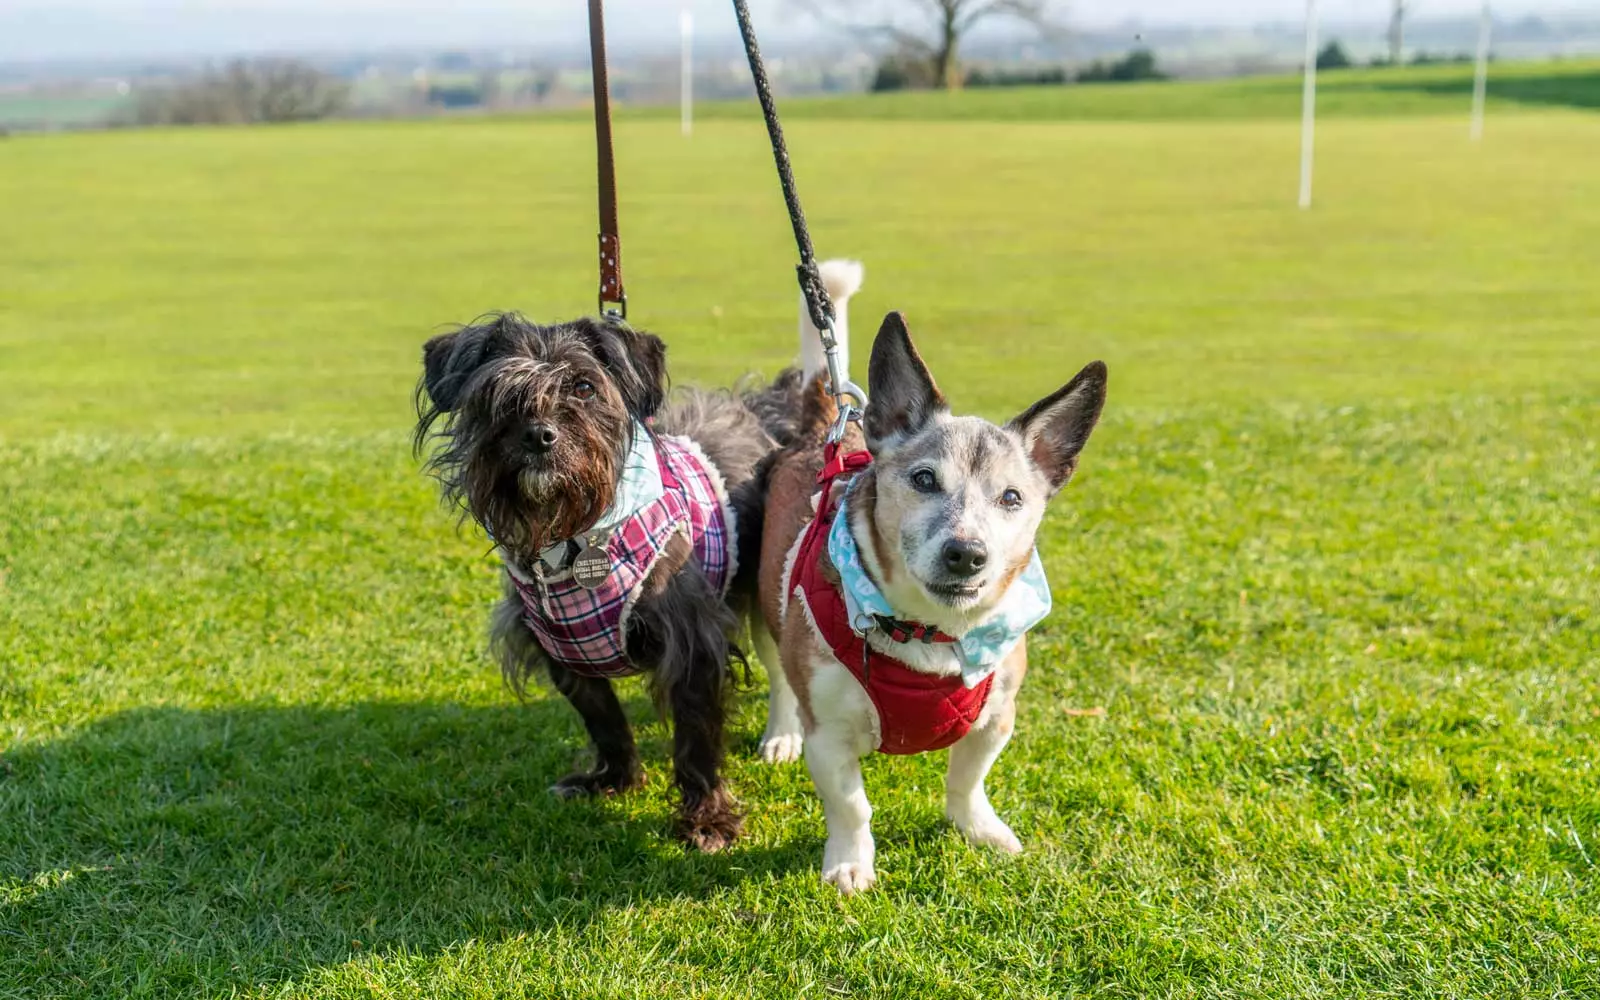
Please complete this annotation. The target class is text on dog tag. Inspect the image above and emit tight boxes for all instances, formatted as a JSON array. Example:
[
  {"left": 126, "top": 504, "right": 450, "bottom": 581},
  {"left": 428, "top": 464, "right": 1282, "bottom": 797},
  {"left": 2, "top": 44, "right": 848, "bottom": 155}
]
[{"left": 570, "top": 529, "right": 613, "bottom": 590}]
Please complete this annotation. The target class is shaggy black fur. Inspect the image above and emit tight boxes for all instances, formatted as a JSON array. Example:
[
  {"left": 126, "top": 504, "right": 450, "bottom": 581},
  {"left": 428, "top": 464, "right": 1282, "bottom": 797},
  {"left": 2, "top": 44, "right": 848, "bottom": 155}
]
[{"left": 415, "top": 312, "right": 803, "bottom": 851}]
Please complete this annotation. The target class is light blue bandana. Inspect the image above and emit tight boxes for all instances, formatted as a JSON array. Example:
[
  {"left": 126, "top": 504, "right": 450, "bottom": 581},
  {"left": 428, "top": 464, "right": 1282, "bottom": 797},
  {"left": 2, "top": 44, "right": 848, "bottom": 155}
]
[
  {"left": 537, "top": 420, "right": 662, "bottom": 571},
  {"left": 827, "top": 489, "right": 1053, "bottom": 688}
]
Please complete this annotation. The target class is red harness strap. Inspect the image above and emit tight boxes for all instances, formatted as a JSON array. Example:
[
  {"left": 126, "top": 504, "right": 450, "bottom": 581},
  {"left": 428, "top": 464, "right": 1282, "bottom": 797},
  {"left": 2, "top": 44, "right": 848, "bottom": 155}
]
[{"left": 789, "top": 444, "right": 995, "bottom": 755}]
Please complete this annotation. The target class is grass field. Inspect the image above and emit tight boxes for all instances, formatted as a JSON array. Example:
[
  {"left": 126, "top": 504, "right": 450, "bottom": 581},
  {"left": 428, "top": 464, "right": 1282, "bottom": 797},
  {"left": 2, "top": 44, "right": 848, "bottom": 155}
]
[{"left": 2, "top": 77, "right": 1598, "bottom": 998}]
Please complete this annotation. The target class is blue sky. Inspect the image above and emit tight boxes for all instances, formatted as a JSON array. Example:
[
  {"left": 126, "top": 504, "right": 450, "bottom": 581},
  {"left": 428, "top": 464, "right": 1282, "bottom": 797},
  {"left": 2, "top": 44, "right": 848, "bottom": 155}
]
[{"left": 1, "top": 1, "right": 1565, "bottom": 62}]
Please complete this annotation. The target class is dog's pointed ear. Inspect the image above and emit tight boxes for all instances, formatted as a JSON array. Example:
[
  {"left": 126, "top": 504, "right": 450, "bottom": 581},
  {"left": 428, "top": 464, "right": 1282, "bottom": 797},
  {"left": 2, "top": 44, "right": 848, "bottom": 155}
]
[
  {"left": 865, "top": 312, "right": 946, "bottom": 451},
  {"left": 581, "top": 319, "right": 668, "bottom": 422},
  {"left": 1007, "top": 361, "right": 1107, "bottom": 493},
  {"left": 420, "top": 324, "right": 493, "bottom": 412}
]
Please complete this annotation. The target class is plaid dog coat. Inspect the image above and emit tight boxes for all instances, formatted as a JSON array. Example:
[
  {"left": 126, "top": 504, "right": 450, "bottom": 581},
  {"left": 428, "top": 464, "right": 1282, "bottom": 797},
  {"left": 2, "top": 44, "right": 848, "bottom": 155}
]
[{"left": 506, "top": 434, "right": 735, "bottom": 678}]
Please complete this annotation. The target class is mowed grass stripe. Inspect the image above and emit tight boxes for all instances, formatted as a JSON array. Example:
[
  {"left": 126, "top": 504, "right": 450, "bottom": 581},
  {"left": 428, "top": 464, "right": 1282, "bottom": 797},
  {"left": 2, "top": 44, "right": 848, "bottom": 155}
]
[{"left": 2, "top": 113, "right": 1598, "bottom": 437}]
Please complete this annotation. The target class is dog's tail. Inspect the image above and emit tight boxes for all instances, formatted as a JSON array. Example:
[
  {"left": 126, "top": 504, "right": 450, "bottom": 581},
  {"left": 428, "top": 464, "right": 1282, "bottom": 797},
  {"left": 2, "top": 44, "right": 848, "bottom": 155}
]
[
  {"left": 744, "top": 259, "right": 863, "bottom": 450},
  {"left": 799, "top": 259, "right": 865, "bottom": 382}
]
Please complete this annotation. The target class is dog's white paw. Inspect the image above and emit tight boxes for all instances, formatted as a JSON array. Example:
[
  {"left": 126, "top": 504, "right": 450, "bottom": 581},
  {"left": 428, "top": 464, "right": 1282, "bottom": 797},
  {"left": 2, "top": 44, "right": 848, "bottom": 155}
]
[
  {"left": 958, "top": 818, "right": 1023, "bottom": 854},
  {"left": 948, "top": 800, "right": 1024, "bottom": 854},
  {"left": 758, "top": 730, "right": 803, "bottom": 764},
  {"left": 822, "top": 862, "right": 877, "bottom": 896}
]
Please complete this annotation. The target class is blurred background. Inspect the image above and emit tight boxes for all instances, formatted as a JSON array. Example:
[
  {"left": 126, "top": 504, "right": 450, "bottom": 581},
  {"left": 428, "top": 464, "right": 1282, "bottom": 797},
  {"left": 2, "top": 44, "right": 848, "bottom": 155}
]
[{"left": 5, "top": 1, "right": 1599, "bottom": 130}]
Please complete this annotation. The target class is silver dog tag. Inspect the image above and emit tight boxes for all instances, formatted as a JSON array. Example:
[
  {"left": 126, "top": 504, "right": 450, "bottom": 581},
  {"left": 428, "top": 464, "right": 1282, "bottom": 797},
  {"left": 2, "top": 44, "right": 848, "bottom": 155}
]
[{"left": 569, "top": 529, "right": 613, "bottom": 590}]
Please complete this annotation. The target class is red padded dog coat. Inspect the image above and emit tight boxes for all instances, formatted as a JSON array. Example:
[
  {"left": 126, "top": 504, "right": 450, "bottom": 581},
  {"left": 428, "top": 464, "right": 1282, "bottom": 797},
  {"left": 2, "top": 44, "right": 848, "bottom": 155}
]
[{"left": 789, "top": 447, "right": 994, "bottom": 754}]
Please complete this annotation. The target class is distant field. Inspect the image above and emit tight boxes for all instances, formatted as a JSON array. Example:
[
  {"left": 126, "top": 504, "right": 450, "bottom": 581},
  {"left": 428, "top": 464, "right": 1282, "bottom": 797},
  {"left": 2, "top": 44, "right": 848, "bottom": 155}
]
[
  {"left": 0, "top": 93, "right": 125, "bottom": 129},
  {"left": 2, "top": 90, "right": 1598, "bottom": 999},
  {"left": 633, "top": 57, "right": 1600, "bottom": 121},
  {"left": 7, "top": 57, "right": 1600, "bottom": 132}
]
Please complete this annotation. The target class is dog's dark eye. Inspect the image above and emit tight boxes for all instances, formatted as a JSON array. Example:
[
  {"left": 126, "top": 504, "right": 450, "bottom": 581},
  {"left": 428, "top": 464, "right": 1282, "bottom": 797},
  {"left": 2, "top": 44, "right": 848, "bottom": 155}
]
[
  {"left": 572, "top": 380, "right": 596, "bottom": 401},
  {"left": 1000, "top": 488, "right": 1023, "bottom": 509},
  {"left": 910, "top": 469, "right": 939, "bottom": 493}
]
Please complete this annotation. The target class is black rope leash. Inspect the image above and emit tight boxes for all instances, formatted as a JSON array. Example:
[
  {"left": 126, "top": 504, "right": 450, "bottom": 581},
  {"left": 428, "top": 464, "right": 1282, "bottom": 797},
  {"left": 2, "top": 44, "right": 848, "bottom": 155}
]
[
  {"left": 731, "top": 0, "right": 865, "bottom": 431},
  {"left": 730, "top": 0, "right": 835, "bottom": 338}
]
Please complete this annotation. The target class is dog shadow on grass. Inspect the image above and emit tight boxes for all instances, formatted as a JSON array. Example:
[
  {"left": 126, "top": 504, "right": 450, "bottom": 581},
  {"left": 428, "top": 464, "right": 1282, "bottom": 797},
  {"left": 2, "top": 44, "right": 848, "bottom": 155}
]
[{"left": 0, "top": 699, "right": 816, "bottom": 994}]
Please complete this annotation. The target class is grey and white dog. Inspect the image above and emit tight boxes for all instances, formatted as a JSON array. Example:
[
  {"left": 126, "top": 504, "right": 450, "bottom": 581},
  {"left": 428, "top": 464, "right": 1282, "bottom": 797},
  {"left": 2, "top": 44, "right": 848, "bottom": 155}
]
[{"left": 756, "top": 303, "right": 1107, "bottom": 893}]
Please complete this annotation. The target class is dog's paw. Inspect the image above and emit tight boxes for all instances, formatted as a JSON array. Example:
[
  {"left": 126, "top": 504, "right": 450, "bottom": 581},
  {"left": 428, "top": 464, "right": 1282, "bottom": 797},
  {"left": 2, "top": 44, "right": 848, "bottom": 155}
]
[
  {"left": 676, "top": 786, "right": 743, "bottom": 853},
  {"left": 758, "top": 730, "right": 803, "bottom": 764},
  {"left": 957, "top": 818, "right": 1023, "bottom": 855},
  {"left": 822, "top": 862, "right": 877, "bottom": 896},
  {"left": 550, "top": 765, "right": 643, "bottom": 800},
  {"left": 681, "top": 819, "right": 739, "bottom": 854}
]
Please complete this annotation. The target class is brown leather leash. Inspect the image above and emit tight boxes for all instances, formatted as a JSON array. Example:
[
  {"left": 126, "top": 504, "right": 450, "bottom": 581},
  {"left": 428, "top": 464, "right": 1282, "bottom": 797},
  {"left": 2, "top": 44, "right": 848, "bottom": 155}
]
[{"left": 587, "top": 0, "right": 625, "bottom": 319}]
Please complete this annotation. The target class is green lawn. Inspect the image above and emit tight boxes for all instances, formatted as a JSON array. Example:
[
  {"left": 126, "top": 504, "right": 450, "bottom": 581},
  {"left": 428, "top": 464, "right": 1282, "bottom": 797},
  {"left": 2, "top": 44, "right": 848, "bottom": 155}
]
[{"left": 2, "top": 87, "right": 1598, "bottom": 998}]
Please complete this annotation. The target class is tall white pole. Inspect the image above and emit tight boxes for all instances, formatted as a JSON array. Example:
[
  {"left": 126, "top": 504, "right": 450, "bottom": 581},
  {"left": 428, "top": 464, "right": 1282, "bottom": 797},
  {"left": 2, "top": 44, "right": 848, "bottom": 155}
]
[
  {"left": 1471, "top": 3, "right": 1491, "bottom": 141},
  {"left": 680, "top": 9, "right": 694, "bottom": 137},
  {"left": 1298, "top": 0, "right": 1319, "bottom": 209}
]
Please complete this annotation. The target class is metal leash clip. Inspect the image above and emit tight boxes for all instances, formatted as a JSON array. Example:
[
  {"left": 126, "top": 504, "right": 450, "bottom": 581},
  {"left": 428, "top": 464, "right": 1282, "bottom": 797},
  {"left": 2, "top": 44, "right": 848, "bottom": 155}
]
[
  {"left": 825, "top": 388, "right": 866, "bottom": 444},
  {"left": 819, "top": 326, "right": 867, "bottom": 444}
]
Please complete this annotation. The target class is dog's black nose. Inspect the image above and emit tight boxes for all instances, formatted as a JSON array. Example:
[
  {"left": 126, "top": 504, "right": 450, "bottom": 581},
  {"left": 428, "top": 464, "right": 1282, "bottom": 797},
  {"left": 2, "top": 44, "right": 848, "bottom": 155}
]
[
  {"left": 940, "top": 538, "right": 988, "bottom": 578},
  {"left": 523, "top": 424, "right": 559, "bottom": 453}
]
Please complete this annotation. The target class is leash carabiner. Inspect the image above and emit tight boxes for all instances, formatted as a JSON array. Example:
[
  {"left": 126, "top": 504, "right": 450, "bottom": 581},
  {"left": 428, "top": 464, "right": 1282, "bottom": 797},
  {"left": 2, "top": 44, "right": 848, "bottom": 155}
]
[
  {"left": 825, "top": 394, "right": 865, "bottom": 445},
  {"left": 818, "top": 322, "right": 867, "bottom": 444}
]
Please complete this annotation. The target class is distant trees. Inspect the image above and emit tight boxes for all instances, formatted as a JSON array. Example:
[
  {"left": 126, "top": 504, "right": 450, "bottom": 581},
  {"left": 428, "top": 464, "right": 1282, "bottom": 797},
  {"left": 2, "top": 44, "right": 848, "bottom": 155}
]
[
  {"left": 871, "top": 52, "right": 937, "bottom": 91},
  {"left": 802, "top": 0, "right": 1058, "bottom": 90},
  {"left": 1074, "top": 49, "right": 1167, "bottom": 83},
  {"left": 425, "top": 83, "right": 485, "bottom": 109},
  {"left": 1407, "top": 50, "right": 1475, "bottom": 65},
  {"left": 933, "top": 48, "right": 1169, "bottom": 90},
  {"left": 964, "top": 65, "right": 1068, "bottom": 88},
  {"left": 1368, "top": 49, "right": 1475, "bottom": 68},
  {"left": 424, "top": 67, "right": 559, "bottom": 109},
  {"left": 127, "top": 60, "right": 349, "bottom": 126},
  {"left": 529, "top": 69, "right": 557, "bottom": 103},
  {"left": 1316, "top": 41, "right": 1354, "bottom": 71}
]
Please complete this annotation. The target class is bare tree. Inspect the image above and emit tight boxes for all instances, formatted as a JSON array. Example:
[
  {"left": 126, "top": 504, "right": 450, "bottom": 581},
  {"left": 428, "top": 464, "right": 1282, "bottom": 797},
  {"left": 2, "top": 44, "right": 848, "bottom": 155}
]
[
  {"left": 1388, "top": 1, "right": 1408, "bottom": 65},
  {"left": 128, "top": 60, "right": 350, "bottom": 126},
  {"left": 801, "top": 0, "right": 1058, "bottom": 90}
]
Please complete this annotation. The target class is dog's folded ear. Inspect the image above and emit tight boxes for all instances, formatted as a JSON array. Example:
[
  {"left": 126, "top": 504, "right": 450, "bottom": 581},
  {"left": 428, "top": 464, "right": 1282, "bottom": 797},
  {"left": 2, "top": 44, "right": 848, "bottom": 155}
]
[
  {"left": 865, "top": 312, "right": 946, "bottom": 451},
  {"left": 420, "top": 323, "right": 494, "bottom": 413},
  {"left": 1007, "top": 361, "right": 1107, "bottom": 493},
  {"left": 580, "top": 319, "right": 668, "bottom": 423}
]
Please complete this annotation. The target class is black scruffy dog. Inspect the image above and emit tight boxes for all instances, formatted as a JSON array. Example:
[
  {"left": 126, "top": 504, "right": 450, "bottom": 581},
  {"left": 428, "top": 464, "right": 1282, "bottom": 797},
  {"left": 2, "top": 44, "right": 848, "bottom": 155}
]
[{"left": 414, "top": 313, "right": 785, "bottom": 851}]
